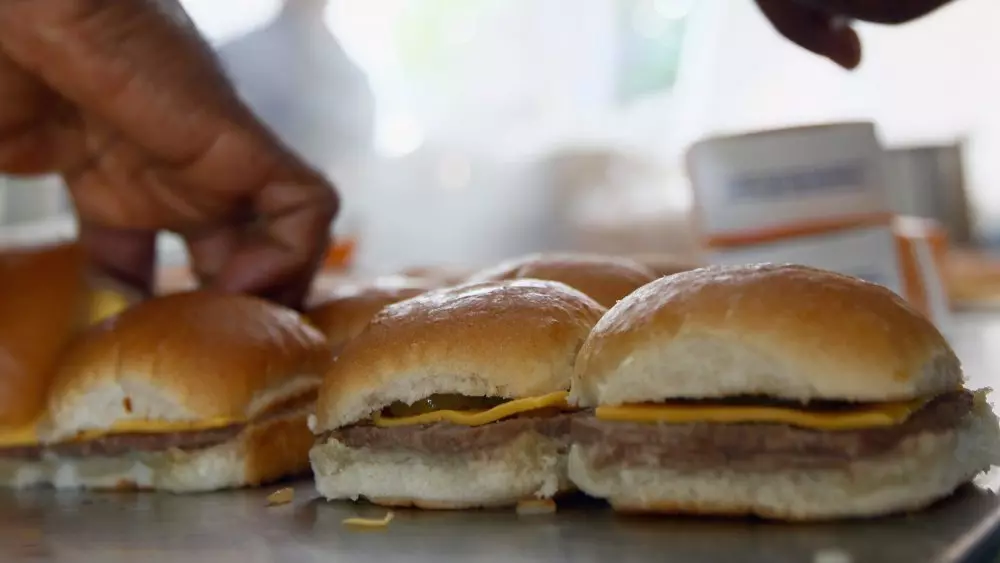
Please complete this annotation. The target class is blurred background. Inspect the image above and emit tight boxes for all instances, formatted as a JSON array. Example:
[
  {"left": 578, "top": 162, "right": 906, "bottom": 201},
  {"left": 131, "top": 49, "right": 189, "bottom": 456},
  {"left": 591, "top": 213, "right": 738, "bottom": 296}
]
[{"left": 1, "top": 0, "right": 997, "bottom": 290}]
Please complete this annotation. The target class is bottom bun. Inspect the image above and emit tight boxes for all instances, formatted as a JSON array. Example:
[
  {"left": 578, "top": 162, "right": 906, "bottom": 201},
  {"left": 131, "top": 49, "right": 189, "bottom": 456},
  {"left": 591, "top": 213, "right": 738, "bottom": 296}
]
[
  {"left": 42, "top": 410, "right": 313, "bottom": 493},
  {"left": 0, "top": 460, "right": 49, "bottom": 489},
  {"left": 310, "top": 432, "right": 568, "bottom": 509},
  {"left": 568, "top": 401, "right": 1000, "bottom": 521}
]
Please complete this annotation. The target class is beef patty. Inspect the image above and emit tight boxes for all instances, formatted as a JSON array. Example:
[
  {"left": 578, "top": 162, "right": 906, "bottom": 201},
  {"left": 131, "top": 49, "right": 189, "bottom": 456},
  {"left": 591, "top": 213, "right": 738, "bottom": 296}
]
[
  {"left": 571, "top": 390, "right": 975, "bottom": 471},
  {"left": 0, "top": 393, "right": 315, "bottom": 461},
  {"left": 324, "top": 409, "right": 575, "bottom": 455},
  {"left": 0, "top": 424, "right": 245, "bottom": 462}
]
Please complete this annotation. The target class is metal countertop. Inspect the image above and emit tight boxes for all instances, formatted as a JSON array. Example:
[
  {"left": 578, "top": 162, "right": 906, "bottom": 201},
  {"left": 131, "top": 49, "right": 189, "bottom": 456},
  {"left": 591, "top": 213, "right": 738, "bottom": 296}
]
[{"left": 3, "top": 312, "right": 1000, "bottom": 563}]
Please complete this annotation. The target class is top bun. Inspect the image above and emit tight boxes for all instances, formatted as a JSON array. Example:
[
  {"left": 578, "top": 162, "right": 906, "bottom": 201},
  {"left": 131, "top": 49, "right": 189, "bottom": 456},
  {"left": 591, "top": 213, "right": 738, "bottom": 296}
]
[
  {"left": 398, "top": 265, "right": 476, "bottom": 286},
  {"left": 0, "top": 243, "right": 90, "bottom": 429},
  {"left": 45, "top": 291, "right": 328, "bottom": 440},
  {"left": 630, "top": 253, "right": 700, "bottom": 278},
  {"left": 307, "top": 276, "right": 437, "bottom": 352},
  {"left": 312, "top": 279, "right": 606, "bottom": 432},
  {"left": 571, "top": 264, "right": 961, "bottom": 406},
  {"left": 466, "top": 253, "right": 658, "bottom": 308}
]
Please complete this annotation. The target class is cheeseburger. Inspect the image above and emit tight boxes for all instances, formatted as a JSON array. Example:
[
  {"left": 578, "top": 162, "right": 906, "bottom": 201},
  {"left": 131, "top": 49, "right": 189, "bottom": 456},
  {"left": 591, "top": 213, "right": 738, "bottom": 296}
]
[
  {"left": 630, "top": 253, "right": 700, "bottom": 278},
  {"left": 309, "top": 279, "right": 606, "bottom": 509},
  {"left": 466, "top": 252, "right": 658, "bottom": 308},
  {"left": 35, "top": 291, "right": 328, "bottom": 492},
  {"left": 568, "top": 263, "right": 1000, "bottom": 520},
  {"left": 0, "top": 243, "right": 133, "bottom": 487}
]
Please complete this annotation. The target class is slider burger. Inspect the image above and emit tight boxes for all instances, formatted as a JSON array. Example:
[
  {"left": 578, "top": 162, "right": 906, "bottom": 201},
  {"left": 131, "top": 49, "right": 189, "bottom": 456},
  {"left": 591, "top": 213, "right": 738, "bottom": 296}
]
[
  {"left": 309, "top": 279, "right": 606, "bottom": 508},
  {"left": 630, "top": 253, "right": 700, "bottom": 278},
  {"left": 36, "top": 291, "right": 328, "bottom": 492},
  {"left": 0, "top": 243, "right": 133, "bottom": 488},
  {"left": 306, "top": 276, "right": 437, "bottom": 356},
  {"left": 466, "top": 252, "right": 658, "bottom": 308},
  {"left": 568, "top": 263, "right": 1000, "bottom": 520},
  {"left": 398, "top": 264, "right": 476, "bottom": 287}
]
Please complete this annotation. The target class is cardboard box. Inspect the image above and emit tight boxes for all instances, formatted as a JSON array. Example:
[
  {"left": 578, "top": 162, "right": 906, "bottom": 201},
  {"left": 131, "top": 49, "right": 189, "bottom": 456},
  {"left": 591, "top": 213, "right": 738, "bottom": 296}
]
[
  {"left": 687, "top": 122, "right": 890, "bottom": 243},
  {"left": 704, "top": 224, "right": 904, "bottom": 295},
  {"left": 687, "top": 123, "right": 950, "bottom": 329}
]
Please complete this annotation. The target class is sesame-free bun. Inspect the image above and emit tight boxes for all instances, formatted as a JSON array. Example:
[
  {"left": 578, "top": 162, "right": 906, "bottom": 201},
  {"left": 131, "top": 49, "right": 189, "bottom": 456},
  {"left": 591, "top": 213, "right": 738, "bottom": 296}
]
[
  {"left": 311, "top": 432, "right": 567, "bottom": 509},
  {"left": 311, "top": 279, "right": 606, "bottom": 432},
  {"left": 568, "top": 399, "right": 1000, "bottom": 520},
  {"left": 307, "top": 276, "right": 437, "bottom": 353},
  {"left": 0, "top": 243, "right": 90, "bottom": 429},
  {"left": 571, "top": 264, "right": 961, "bottom": 407},
  {"left": 45, "top": 291, "right": 329, "bottom": 440},
  {"left": 466, "top": 253, "right": 658, "bottom": 308},
  {"left": 398, "top": 265, "right": 476, "bottom": 286},
  {"left": 630, "top": 253, "right": 701, "bottom": 278},
  {"left": 45, "top": 407, "right": 316, "bottom": 493}
]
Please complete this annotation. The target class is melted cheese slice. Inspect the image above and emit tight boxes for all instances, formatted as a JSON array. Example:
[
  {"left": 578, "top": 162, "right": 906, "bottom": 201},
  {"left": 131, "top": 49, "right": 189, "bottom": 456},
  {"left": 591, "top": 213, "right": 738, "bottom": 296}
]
[
  {"left": 343, "top": 511, "right": 394, "bottom": 528},
  {"left": 0, "top": 418, "right": 242, "bottom": 449},
  {"left": 89, "top": 289, "right": 132, "bottom": 324},
  {"left": 594, "top": 398, "right": 929, "bottom": 430},
  {"left": 0, "top": 424, "right": 42, "bottom": 448},
  {"left": 70, "top": 417, "right": 243, "bottom": 442},
  {"left": 371, "top": 391, "right": 571, "bottom": 428}
]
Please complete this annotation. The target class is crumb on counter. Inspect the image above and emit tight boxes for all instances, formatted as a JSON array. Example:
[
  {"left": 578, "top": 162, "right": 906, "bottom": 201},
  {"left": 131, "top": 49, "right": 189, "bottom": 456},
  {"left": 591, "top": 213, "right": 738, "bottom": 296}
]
[
  {"left": 266, "top": 487, "right": 295, "bottom": 506},
  {"left": 342, "top": 511, "right": 395, "bottom": 529},
  {"left": 516, "top": 499, "right": 557, "bottom": 516},
  {"left": 813, "top": 548, "right": 852, "bottom": 563}
]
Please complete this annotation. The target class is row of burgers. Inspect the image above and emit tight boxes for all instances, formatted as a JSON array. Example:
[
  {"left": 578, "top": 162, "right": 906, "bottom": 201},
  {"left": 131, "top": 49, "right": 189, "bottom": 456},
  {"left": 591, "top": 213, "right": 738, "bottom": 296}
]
[{"left": 0, "top": 244, "right": 996, "bottom": 521}]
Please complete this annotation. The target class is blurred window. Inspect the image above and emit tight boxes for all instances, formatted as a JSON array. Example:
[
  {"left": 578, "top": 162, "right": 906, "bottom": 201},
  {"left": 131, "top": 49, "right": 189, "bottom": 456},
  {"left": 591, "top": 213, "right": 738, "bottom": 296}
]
[
  {"left": 615, "top": 0, "right": 692, "bottom": 104},
  {"left": 178, "top": 0, "right": 281, "bottom": 44},
  {"left": 327, "top": 0, "right": 692, "bottom": 148}
]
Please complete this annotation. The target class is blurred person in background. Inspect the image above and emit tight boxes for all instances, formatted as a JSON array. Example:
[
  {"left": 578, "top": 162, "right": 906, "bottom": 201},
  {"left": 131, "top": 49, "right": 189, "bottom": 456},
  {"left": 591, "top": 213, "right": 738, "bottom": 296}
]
[
  {"left": 0, "top": 0, "right": 960, "bottom": 309},
  {"left": 217, "top": 0, "right": 375, "bottom": 173}
]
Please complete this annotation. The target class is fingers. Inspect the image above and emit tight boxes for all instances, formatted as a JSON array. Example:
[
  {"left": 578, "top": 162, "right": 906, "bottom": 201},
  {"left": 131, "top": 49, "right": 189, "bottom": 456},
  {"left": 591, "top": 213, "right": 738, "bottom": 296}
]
[
  {"left": 182, "top": 224, "right": 240, "bottom": 287},
  {"left": 76, "top": 221, "right": 156, "bottom": 297},
  {"left": 794, "top": 0, "right": 957, "bottom": 25},
  {"left": 756, "top": 0, "right": 863, "bottom": 69},
  {"left": 0, "top": 0, "right": 338, "bottom": 308},
  {"left": 0, "top": 0, "right": 261, "bottom": 170},
  {"left": 188, "top": 180, "right": 339, "bottom": 310},
  {"left": 0, "top": 50, "right": 80, "bottom": 175}
]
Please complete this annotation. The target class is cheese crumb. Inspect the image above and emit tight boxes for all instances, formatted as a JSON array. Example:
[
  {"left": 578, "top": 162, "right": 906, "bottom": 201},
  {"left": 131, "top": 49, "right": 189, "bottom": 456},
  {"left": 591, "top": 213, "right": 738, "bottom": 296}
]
[
  {"left": 813, "top": 548, "right": 852, "bottom": 563},
  {"left": 265, "top": 487, "right": 295, "bottom": 506},
  {"left": 342, "top": 511, "right": 395, "bottom": 528},
  {"left": 516, "top": 499, "right": 557, "bottom": 516}
]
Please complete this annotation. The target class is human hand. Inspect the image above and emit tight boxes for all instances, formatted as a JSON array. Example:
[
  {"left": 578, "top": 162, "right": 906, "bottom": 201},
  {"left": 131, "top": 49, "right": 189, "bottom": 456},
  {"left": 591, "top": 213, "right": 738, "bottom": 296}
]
[
  {"left": 755, "top": 0, "right": 958, "bottom": 69},
  {"left": 0, "top": 0, "right": 339, "bottom": 308}
]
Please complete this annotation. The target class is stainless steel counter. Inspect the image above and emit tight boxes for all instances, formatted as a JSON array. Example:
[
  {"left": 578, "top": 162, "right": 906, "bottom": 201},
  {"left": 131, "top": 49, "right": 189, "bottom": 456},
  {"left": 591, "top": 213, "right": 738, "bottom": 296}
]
[{"left": 3, "top": 312, "right": 1000, "bottom": 563}]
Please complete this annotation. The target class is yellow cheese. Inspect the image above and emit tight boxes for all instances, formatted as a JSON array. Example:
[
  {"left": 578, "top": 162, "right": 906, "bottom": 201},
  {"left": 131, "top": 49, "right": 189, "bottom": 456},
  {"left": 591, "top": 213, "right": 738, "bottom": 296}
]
[
  {"left": 594, "top": 399, "right": 929, "bottom": 430},
  {"left": 71, "top": 417, "right": 242, "bottom": 441},
  {"left": 89, "top": 289, "right": 132, "bottom": 325},
  {"left": 0, "top": 424, "right": 41, "bottom": 448},
  {"left": 342, "top": 511, "right": 394, "bottom": 528},
  {"left": 0, "top": 417, "right": 242, "bottom": 449},
  {"left": 371, "top": 391, "right": 571, "bottom": 428}
]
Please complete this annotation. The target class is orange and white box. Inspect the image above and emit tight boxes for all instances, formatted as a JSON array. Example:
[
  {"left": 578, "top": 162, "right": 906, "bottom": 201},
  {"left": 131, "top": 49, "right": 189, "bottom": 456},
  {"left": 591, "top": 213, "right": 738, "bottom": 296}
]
[{"left": 686, "top": 122, "right": 951, "bottom": 330}]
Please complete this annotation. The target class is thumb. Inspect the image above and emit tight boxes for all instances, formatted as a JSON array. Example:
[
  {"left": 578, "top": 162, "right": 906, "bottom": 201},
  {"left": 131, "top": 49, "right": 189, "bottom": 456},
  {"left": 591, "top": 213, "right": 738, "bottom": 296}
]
[{"left": 756, "top": 0, "right": 863, "bottom": 69}]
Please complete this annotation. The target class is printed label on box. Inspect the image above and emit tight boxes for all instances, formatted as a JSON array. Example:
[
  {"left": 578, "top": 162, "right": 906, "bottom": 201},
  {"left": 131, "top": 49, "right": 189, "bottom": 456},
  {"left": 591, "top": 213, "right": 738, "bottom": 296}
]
[{"left": 687, "top": 122, "right": 890, "bottom": 239}]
